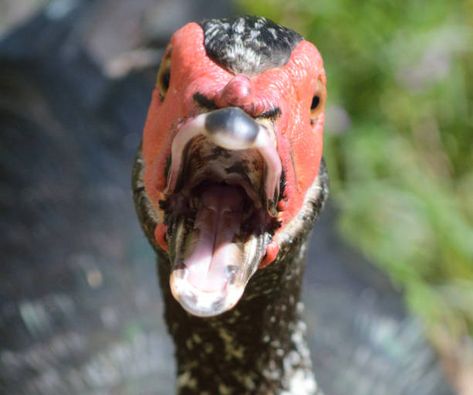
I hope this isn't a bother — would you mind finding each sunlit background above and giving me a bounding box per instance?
[1,0,472,394]
[239,0,473,384]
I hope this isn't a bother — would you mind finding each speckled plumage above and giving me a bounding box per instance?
[200,16,302,74]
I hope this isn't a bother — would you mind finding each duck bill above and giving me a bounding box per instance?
[164,108,281,317]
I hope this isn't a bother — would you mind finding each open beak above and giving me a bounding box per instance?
[163,107,282,316]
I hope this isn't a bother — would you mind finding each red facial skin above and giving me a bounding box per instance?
[142,22,326,267]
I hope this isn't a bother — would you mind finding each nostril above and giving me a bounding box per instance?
[204,107,259,150]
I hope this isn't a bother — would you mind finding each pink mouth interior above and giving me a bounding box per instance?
[183,184,245,292]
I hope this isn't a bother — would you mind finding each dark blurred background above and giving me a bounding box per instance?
[0,0,471,394]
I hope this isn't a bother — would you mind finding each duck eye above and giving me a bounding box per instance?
[157,47,172,100]
[310,95,320,110]
[309,78,326,121]
[160,68,171,92]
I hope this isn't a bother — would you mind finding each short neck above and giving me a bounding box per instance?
[158,240,321,395]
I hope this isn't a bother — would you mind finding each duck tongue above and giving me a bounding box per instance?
[185,185,244,292]
[169,184,266,317]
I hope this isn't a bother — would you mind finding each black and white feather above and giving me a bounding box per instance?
[200,16,302,74]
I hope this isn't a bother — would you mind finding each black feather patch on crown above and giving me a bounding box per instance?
[199,16,302,74]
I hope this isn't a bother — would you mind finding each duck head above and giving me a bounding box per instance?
[134,16,326,317]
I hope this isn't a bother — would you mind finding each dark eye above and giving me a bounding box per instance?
[160,68,171,92]
[157,47,172,100]
[309,77,326,120]
[310,95,320,110]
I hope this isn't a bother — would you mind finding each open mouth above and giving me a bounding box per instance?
[160,107,283,316]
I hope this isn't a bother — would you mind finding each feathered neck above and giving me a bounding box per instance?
[155,165,328,394]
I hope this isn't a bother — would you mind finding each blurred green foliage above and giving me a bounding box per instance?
[238,0,473,343]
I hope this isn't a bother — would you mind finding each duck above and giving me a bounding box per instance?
[133,15,327,394]
[0,5,454,395]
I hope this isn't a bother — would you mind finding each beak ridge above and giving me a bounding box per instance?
[205,107,259,150]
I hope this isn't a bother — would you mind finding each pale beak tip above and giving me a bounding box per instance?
[170,272,245,317]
